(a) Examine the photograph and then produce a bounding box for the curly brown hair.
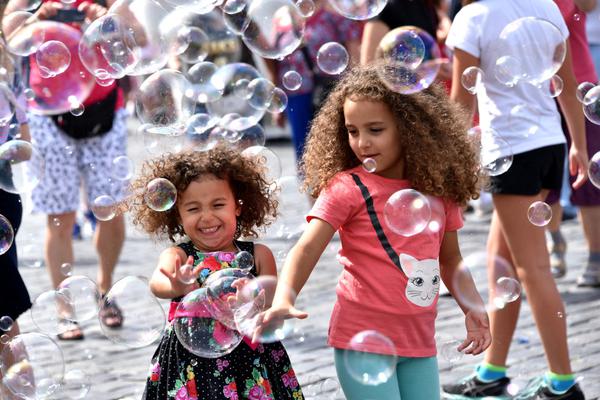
[301,63,482,206]
[127,146,278,242]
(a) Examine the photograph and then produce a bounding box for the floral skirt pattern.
[143,324,304,400]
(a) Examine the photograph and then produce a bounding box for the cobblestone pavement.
[9,127,600,399]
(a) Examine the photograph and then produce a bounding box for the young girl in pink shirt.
[258,64,490,400]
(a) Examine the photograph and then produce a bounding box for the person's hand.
[251,303,308,343]
[569,144,589,189]
[159,255,201,298]
[460,310,491,355]
[33,1,63,20]
[78,1,108,23]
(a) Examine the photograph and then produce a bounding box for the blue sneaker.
[442,374,511,399]
[515,377,584,400]
[72,222,83,240]
[84,209,97,232]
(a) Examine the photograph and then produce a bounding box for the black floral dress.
[143,241,304,400]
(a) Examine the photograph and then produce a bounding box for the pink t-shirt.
[308,166,463,357]
[555,0,598,83]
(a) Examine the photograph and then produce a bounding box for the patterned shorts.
[29,109,128,215]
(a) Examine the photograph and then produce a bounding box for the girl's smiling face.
[177,174,241,252]
[344,98,406,179]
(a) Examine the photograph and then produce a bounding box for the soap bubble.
[494,277,521,309]
[377,28,425,70]
[179,263,198,285]
[478,128,513,176]
[440,339,464,362]
[266,87,288,114]
[57,275,100,323]
[35,40,71,77]
[60,263,72,277]
[577,82,595,104]
[494,55,524,87]
[583,85,600,125]
[30,290,75,335]
[461,66,484,95]
[549,74,563,98]
[187,61,224,103]
[362,157,377,173]
[246,78,275,110]
[53,369,92,400]
[91,194,117,221]
[527,201,552,227]
[317,42,349,75]
[0,315,14,332]
[223,0,247,14]
[343,330,397,385]
[296,0,315,17]
[588,151,600,189]
[112,156,134,181]
[235,251,254,271]
[0,83,17,126]
[177,26,210,64]
[2,11,45,56]
[0,140,44,194]
[383,189,431,236]
[241,145,282,184]
[282,70,302,91]
[145,178,177,212]
[328,0,387,20]
[204,268,255,329]
[0,214,14,256]
[241,0,305,59]
[223,9,250,35]
[69,102,85,116]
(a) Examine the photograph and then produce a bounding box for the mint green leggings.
[334,349,440,400]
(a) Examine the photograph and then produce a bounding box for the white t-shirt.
[446,0,569,161]
[586,6,600,45]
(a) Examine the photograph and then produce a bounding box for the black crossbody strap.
[350,173,405,276]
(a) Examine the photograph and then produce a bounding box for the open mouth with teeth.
[200,226,220,234]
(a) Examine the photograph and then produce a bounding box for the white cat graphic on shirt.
[399,253,440,307]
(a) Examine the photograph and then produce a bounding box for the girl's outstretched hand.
[460,310,491,356]
[251,304,309,344]
[159,255,200,298]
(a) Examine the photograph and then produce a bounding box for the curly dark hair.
[127,146,278,242]
[301,63,482,206]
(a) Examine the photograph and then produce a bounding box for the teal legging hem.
[334,348,440,400]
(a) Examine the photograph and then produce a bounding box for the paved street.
[8,126,600,399]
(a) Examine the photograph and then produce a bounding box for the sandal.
[57,319,84,341]
[99,296,124,328]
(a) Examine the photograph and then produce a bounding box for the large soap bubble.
[2,11,45,56]
[25,21,95,115]
[376,26,442,94]
[57,275,101,323]
[343,330,397,386]
[0,213,14,255]
[328,0,387,20]
[241,0,305,59]
[0,140,44,195]
[174,287,243,358]
[493,17,566,86]
[383,189,431,237]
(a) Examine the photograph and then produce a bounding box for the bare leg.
[491,193,572,374]
[547,203,567,278]
[45,213,76,289]
[484,211,522,367]
[95,214,125,295]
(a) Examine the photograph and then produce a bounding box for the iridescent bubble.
[60,263,73,277]
[174,287,243,357]
[494,17,567,86]
[187,61,224,103]
[282,70,302,91]
[246,78,275,110]
[145,178,178,212]
[328,0,387,20]
[241,0,305,59]
[479,128,513,176]
[91,194,117,221]
[548,75,564,98]
[136,69,195,135]
[0,214,14,256]
[362,157,377,173]
[177,26,210,64]
[527,201,552,227]
[577,82,595,104]
[25,22,95,115]
[57,275,100,322]
[112,155,134,181]
[343,330,397,385]
[453,252,518,312]
[100,276,166,348]
[234,276,296,343]
[494,277,521,308]
[583,85,600,124]
[383,189,431,236]
[377,28,425,70]
[377,26,442,94]
[0,332,64,400]
[2,11,45,56]
[204,268,255,330]
[494,55,524,87]
[31,290,76,335]
[317,42,349,75]
[69,102,85,117]
[108,0,170,76]
[439,339,464,362]
[0,140,44,195]
[207,63,266,129]
[235,251,254,271]
[179,263,197,285]
[0,315,14,332]
[35,40,71,77]
[295,0,315,17]
[241,145,282,184]
[267,87,288,114]
[223,0,247,14]
[588,151,600,189]
[461,66,484,95]
[79,14,139,79]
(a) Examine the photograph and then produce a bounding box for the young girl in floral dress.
[129,146,303,400]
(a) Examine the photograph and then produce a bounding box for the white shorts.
[29,109,128,215]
